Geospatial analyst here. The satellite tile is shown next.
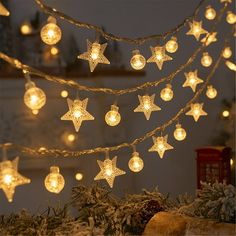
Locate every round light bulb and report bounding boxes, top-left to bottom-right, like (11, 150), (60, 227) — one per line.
(67, 134), (75, 142)
(160, 84), (174, 101)
(24, 81), (46, 110)
(165, 37), (178, 53)
(128, 152), (144, 173)
(44, 166), (65, 194)
(201, 52), (212, 67)
(226, 11), (236, 24)
(206, 85), (217, 99)
(223, 47), (232, 59)
(50, 46), (59, 56)
(130, 50), (146, 70)
(105, 105), (121, 126)
(75, 172), (83, 181)
(61, 90), (68, 98)
(20, 21), (32, 35)
(40, 17), (62, 45)
(222, 110), (230, 118)
(90, 43), (101, 60)
(32, 109), (39, 115)
(174, 124), (187, 141)
(205, 6), (216, 20)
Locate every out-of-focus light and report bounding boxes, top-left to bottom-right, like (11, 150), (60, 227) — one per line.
(32, 109), (39, 115)
(75, 172), (83, 181)
(61, 90), (68, 98)
(20, 21), (32, 35)
(50, 46), (59, 56)
(222, 110), (230, 118)
(67, 134), (75, 142)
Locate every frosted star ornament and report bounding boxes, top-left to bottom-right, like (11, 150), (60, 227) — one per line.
(186, 20), (208, 41)
(0, 1), (9, 16)
(147, 46), (172, 70)
(61, 98), (94, 132)
(183, 70), (203, 92)
(149, 135), (173, 159)
(134, 94), (161, 120)
(78, 40), (110, 72)
(186, 103), (207, 122)
(94, 156), (126, 188)
(201, 32), (217, 46)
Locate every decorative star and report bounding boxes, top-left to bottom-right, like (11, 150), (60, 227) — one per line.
(201, 32), (218, 46)
(220, 0), (232, 3)
(148, 135), (173, 159)
(0, 1), (10, 16)
(147, 46), (172, 70)
(183, 70), (204, 92)
(134, 94), (161, 120)
(0, 157), (31, 202)
(186, 103), (208, 122)
(94, 156), (126, 188)
(61, 98), (94, 132)
(186, 20), (208, 41)
(78, 40), (110, 72)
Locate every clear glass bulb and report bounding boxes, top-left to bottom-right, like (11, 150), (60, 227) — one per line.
(174, 124), (187, 141)
(201, 52), (212, 67)
(160, 84), (174, 101)
(44, 166), (65, 194)
(226, 11), (236, 24)
(24, 81), (46, 110)
(130, 50), (146, 70)
(206, 85), (217, 99)
(223, 47), (232, 59)
(165, 37), (178, 53)
(128, 152), (144, 172)
(105, 105), (121, 126)
(205, 6), (216, 20)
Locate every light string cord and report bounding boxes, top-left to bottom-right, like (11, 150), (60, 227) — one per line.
(34, 0), (206, 45)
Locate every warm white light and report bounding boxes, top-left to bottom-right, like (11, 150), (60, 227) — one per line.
(222, 110), (230, 118)
(165, 37), (178, 53)
(226, 11), (236, 24)
(50, 46), (59, 56)
(223, 47), (232, 59)
(75, 172), (83, 181)
(3, 174), (13, 185)
(173, 124), (187, 141)
(230, 159), (234, 166)
(201, 52), (212, 67)
(206, 85), (217, 99)
(160, 84), (174, 101)
(225, 61), (236, 71)
(32, 109), (39, 115)
(67, 134), (75, 142)
(130, 50), (146, 70)
(61, 90), (68, 98)
(128, 152), (144, 173)
(90, 43), (100, 60)
(205, 6), (216, 20)
(20, 22), (32, 35)
(105, 105), (121, 126)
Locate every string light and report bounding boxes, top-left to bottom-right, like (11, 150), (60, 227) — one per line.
(173, 124), (187, 141)
(226, 11), (236, 24)
(205, 5), (216, 20)
(183, 70), (203, 92)
(128, 152), (144, 173)
(67, 134), (76, 142)
(206, 85), (217, 99)
(44, 166), (65, 194)
(130, 50), (146, 70)
(225, 61), (236, 71)
(40, 17), (62, 45)
(186, 20), (208, 41)
(50, 46), (59, 56)
(61, 90), (68, 98)
(32, 109), (39, 115)
(186, 103), (207, 122)
(222, 110), (230, 118)
(0, 1), (9, 16)
(75, 172), (83, 181)
(160, 84), (174, 101)
(230, 159), (234, 166)
(201, 52), (213, 67)
(20, 21), (33, 35)
(105, 105), (121, 127)
(165, 37), (178, 53)
(223, 47), (232, 59)
(201, 32), (217, 46)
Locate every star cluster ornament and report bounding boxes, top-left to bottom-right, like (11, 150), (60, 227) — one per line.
(149, 135), (173, 158)
(186, 20), (208, 41)
(0, 157), (31, 202)
(147, 46), (172, 70)
(78, 40), (110, 72)
(186, 103), (208, 122)
(134, 94), (161, 120)
(201, 32), (218, 46)
(94, 156), (126, 188)
(61, 98), (94, 132)
(183, 70), (203, 92)
(0, 1), (9, 16)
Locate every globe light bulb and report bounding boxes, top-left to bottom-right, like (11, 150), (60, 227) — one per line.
(40, 17), (62, 45)
(128, 152), (144, 173)
(165, 37), (178, 53)
(61, 90), (68, 98)
(201, 52), (212, 67)
(225, 61), (236, 71)
(105, 105), (121, 126)
(160, 84), (174, 101)
(130, 50), (146, 70)
(44, 166), (65, 194)
(205, 5), (216, 20)
(222, 110), (230, 118)
(75, 172), (83, 181)
(67, 134), (75, 142)
(24, 81), (46, 110)
(206, 85), (217, 99)
(50, 46), (59, 56)
(173, 124), (187, 141)
(20, 21), (32, 35)
(223, 47), (232, 59)
(226, 11), (236, 24)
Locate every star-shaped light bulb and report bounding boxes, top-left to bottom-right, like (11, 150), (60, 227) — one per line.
(225, 61), (236, 71)
(186, 103), (207, 122)
(201, 32), (217, 46)
(94, 156), (126, 188)
(183, 70), (203, 92)
(105, 105), (121, 126)
(220, 0), (232, 3)
(186, 20), (208, 41)
(147, 46), (172, 70)
(0, 1), (9, 16)
(61, 98), (94, 132)
(134, 94), (161, 120)
(78, 40), (110, 72)
(149, 135), (173, 159)
(128, 152), (144, 173)
(206, 85), (217, 99)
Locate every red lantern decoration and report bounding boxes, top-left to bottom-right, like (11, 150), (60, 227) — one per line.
(196, 146), (231, 188)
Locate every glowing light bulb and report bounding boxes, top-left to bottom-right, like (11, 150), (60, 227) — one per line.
(90, 43), (100, 60)
(40, 17), (62, 45)
(201, 52), (212, 67)
(225, 61), (236, 71)
(24, 81), (46, 110)
(130, 50), (146, 70)
(67, 134), (75, 142)
(32, 109), (39, 115)
(205, 5), (216, 20)
(226, 11), (236, 24)
(223, 47), (232, 59)
(143, 97), (151, 110)
(128, 152), (144, 173)
(230, 159), (234, 166)
(61, 90), (68, 98)
(105, 105), (121, 126)
(20, 21), (32, 35)
(160, 84), (174, 101)
(206, 85), (217, 99)
(165, 37), (178, 53)
(44, 166), (65, 194)
(222, 110), (230, 118)
(50, 46), (59, 56)
(75, 172), (83, 181)
(173, 124), (187, 141)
